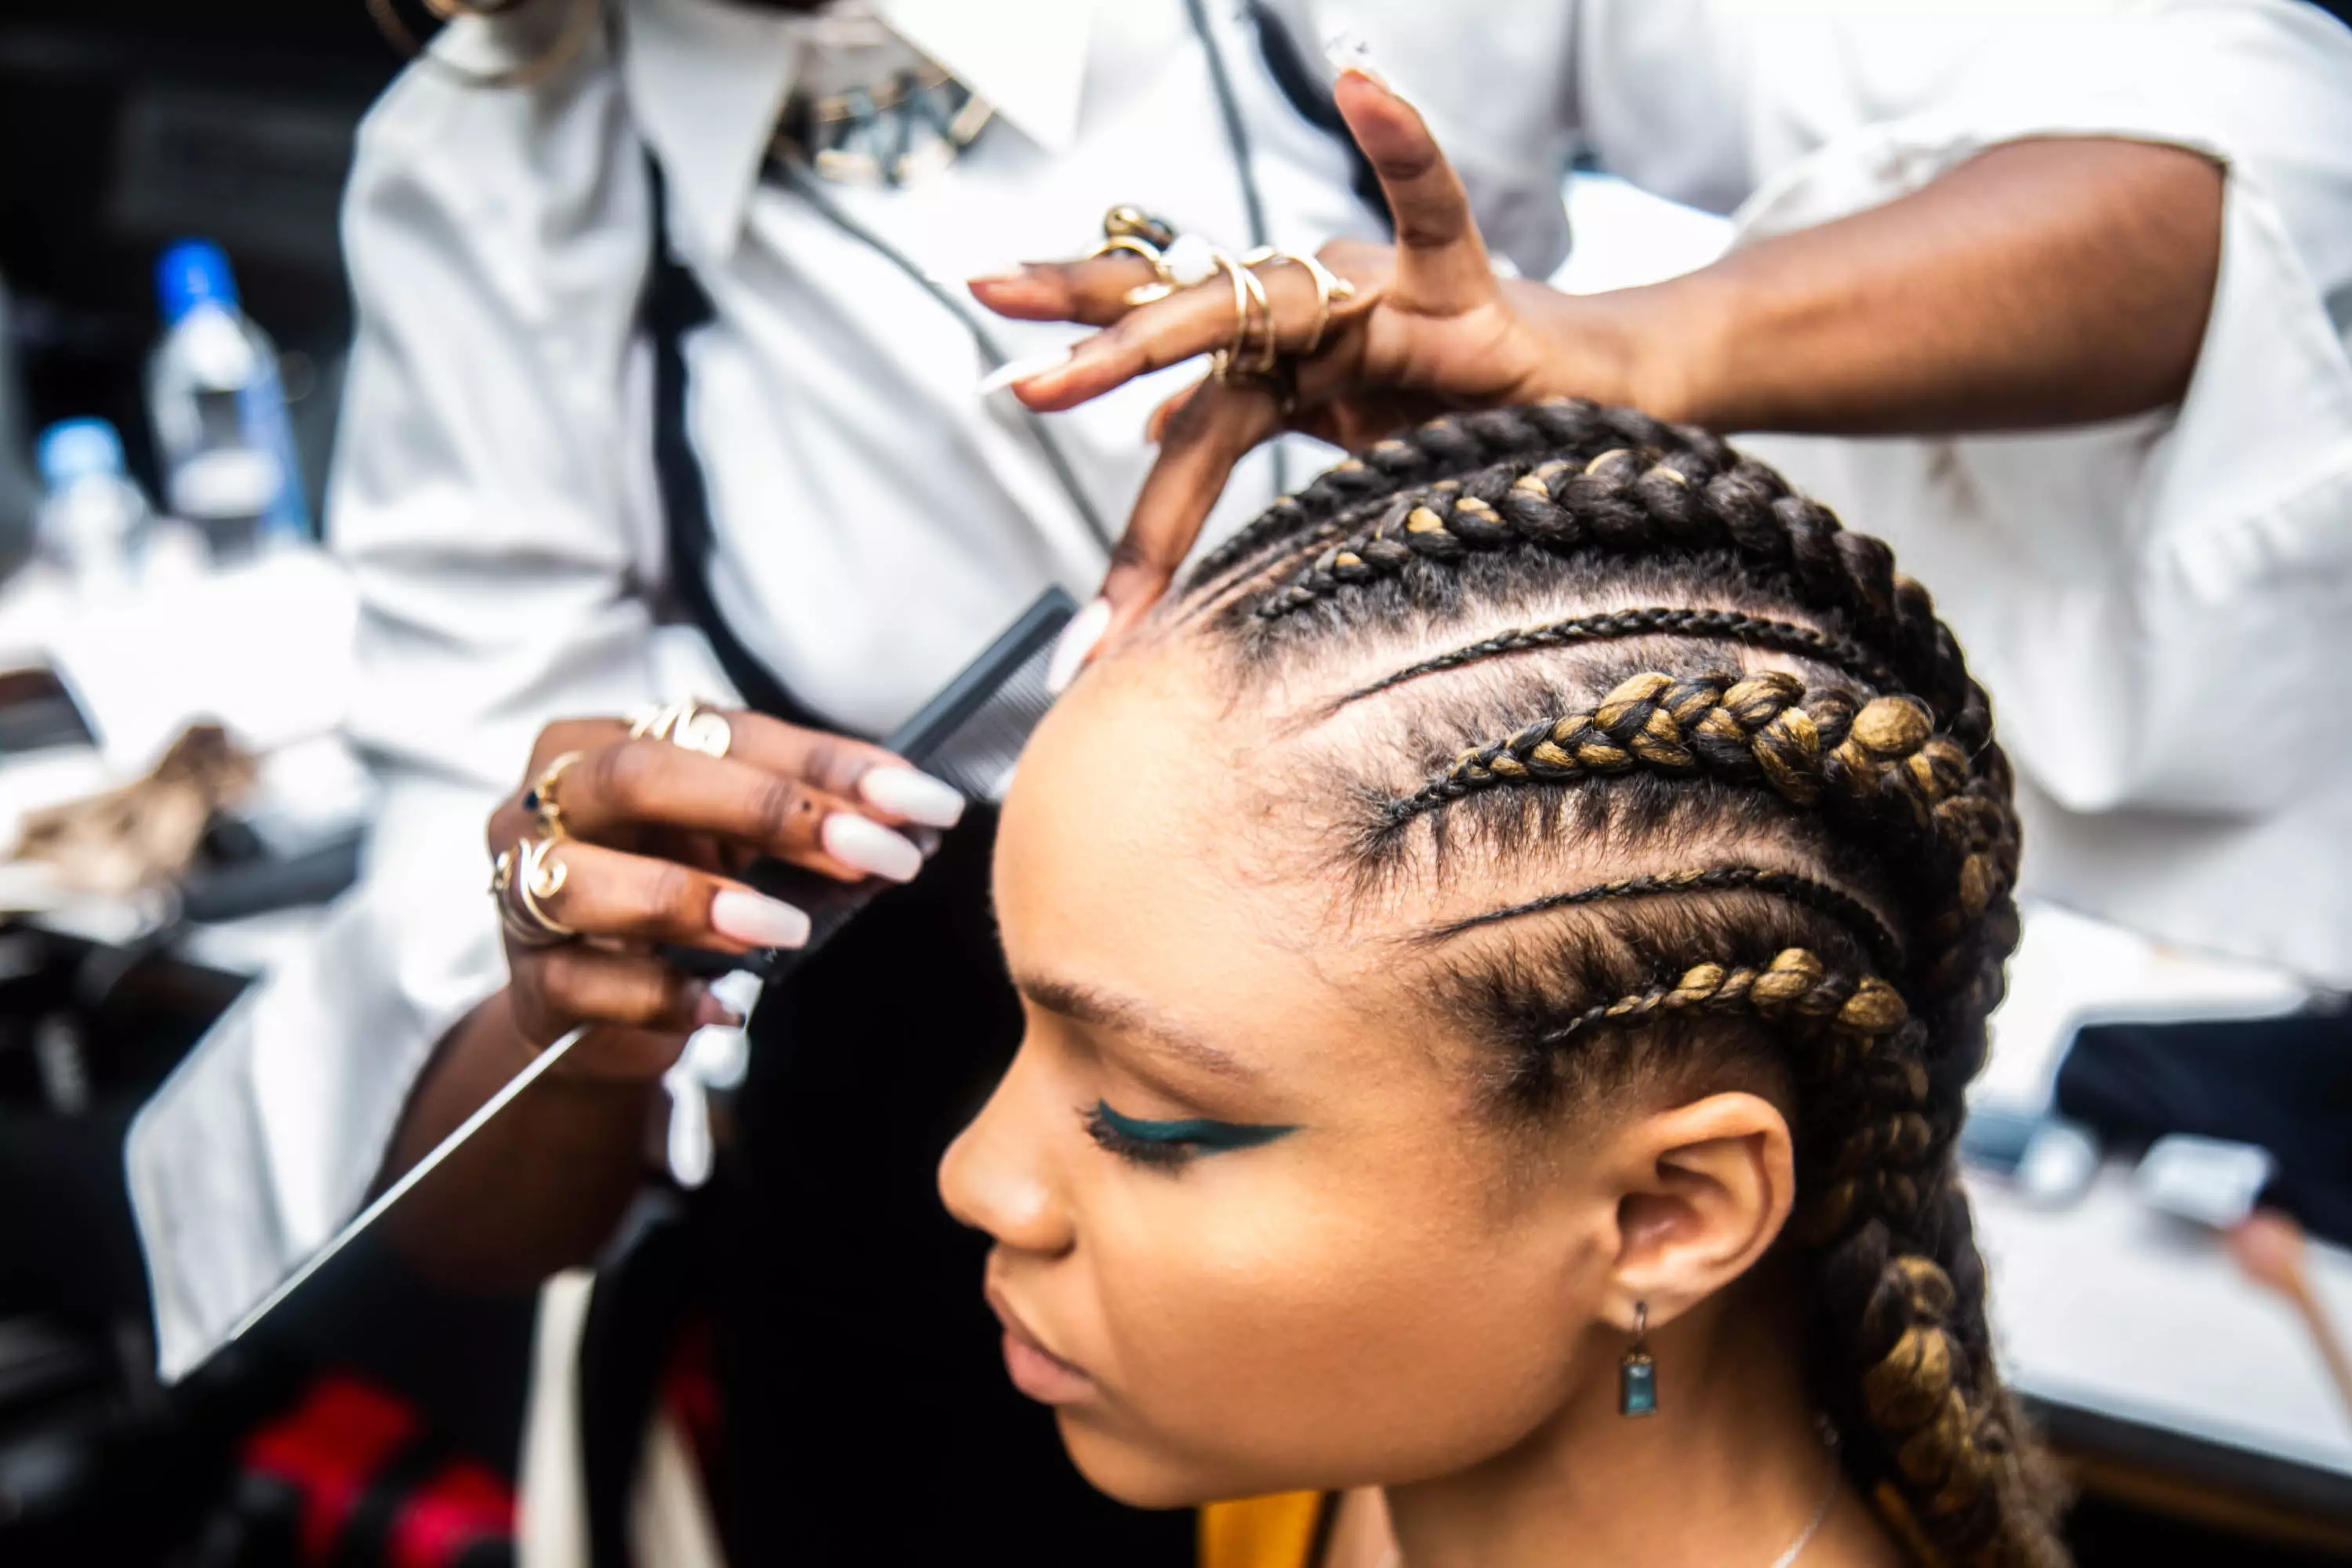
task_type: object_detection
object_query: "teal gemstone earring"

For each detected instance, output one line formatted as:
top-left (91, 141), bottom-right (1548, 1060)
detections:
top-left (1620, 1301), bottom-right (1657, 1417)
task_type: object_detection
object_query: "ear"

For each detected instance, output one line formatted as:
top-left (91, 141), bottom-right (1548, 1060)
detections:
top-left (1599, 1092), bottom-right (1795, 1331)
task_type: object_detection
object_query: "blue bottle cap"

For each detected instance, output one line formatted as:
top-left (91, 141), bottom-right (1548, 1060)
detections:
top-left (157, 239), bottom-right (240, 323)
top-left (36, 418), bottom-right (128, 488)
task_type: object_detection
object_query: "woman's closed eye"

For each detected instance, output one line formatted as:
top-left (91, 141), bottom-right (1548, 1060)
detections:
top-left (1082, 1099), bottom-right (1298, 1170)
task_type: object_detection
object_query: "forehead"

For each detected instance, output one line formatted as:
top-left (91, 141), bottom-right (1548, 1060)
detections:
top-left (994, 643), bottom-right (1425, 1069)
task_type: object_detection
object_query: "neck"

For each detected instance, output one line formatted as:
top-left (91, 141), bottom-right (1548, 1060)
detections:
top-left (1381, 1276), bottom-right (1903, 1568)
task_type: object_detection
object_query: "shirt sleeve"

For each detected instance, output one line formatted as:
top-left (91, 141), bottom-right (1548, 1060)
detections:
top-left (129, 9), bottom-right (705, 1378)
top-left (1578, 0), bottom-right (2352, 819)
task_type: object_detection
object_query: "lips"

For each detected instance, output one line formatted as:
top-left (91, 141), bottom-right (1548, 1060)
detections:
top-left (986, 1283), bottom-right (1095, 1405)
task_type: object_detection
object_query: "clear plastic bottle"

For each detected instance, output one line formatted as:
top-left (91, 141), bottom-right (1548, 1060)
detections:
top-left (145, 239), bottom-right (308, 559)
top-left (34, 418), bottom-right (148, 601)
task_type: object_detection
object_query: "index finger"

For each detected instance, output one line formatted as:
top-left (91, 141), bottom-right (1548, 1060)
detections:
top-left (1333, 69), bottom-right (1494, 311)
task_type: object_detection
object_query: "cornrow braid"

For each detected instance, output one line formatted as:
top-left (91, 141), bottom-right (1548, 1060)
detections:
top-left (1219, 415), bottom-right (1992, 756)
top-left (1338, 607), bottom-right (1904, 710)
top-left (1192, 401), bottom-right (1721, 593)
top-left (1381, 672), bottom-right (2017, 1022)
top-left (1417, 866), bottom-right (1907, 982)
top-left (1180, 406), bottom-right (2054, 1566)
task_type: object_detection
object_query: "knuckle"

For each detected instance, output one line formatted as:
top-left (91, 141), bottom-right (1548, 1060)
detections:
top-left (747, 775), bottom-right (814, 846)
top-left (642, 860), bottom-right (702, 929)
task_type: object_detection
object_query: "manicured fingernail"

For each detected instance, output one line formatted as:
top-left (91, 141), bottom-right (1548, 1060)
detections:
top-left (978, 347), bottom-right (1073, 395)
top-left (823, 813), bottom-right (924, 883)
top-left (967, 264), bottom-right (1035, 288)
top-left (859, 765), bottom-right (965, 827)
top-left (1323, 29), bottom-right (1388, 89)
top-left (711, 889), bottom-right (811, 949)
top-left (708, 968), bottom-right (767, 1022)
top-left (1046, 596), bottom-right (1112, 695)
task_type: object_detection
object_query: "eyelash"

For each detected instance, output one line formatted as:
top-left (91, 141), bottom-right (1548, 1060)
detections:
top-left (1083, 1102), bottom-right (1207, 1169)
top-left (1080, 1100), bottom-right (1297, 1171)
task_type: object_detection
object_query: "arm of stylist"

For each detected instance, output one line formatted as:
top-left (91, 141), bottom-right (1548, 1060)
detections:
top-left (382, 712), bottom-right (956, 1287)
top-left (973, 62), bottom-right (2223, 651)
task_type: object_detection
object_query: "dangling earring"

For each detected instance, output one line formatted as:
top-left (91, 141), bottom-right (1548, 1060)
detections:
top-left (1620, 1301), bottom-right (1657, 1417)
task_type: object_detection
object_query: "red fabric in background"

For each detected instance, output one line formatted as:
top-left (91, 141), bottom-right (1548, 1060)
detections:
top-left (245, 1375), bottom-right (417, 1564)
top-left (241, 1370), bottom-right (516, 1567)
top-left (390, 1460), bottom-right (515, 1568)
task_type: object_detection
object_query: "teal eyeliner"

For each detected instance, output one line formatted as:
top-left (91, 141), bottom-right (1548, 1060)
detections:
top-left (1088, 1100), bottom-right (1298, 1152)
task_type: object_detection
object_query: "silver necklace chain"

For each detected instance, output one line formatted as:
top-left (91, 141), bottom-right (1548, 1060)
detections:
top-left (1374, 1425), bottom-right (1842, 1568)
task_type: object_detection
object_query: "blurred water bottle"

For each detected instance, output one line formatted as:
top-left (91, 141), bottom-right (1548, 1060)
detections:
top-left (147, 239), bottom-right (308, 557)
top-left (34, 419), bottom-right (147, 600)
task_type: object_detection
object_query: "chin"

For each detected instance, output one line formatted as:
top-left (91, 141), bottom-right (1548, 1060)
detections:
top-left (1054, 1409), bottom-right (1254, 1511)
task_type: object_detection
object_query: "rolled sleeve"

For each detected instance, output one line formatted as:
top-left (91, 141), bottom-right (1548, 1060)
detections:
top-left (1591, 0), bottom-right (2352, 817)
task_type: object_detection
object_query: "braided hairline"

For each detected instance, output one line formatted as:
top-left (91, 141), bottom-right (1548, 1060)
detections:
top-left (1190, 401), bottom-right (1716, 591)
top-left (1234, 430), bottom-right (1994, 757)
top-left (1417, 866), bottom-right (1907, 979)
top-left (1334, 607), bottom-right (1905, 710)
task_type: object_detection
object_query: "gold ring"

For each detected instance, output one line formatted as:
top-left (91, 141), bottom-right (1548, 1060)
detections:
top-left (630, 698), bottom-right (732, 759)
top-left (1240, 246), bottom-right (1357, 357)
top-left (495, 837), bottom-right (578, 947)
top-left (1210, 253), bottom-right (1274, 379)
top-left (506, 832), bottom-right (574, 945)
top-left (1090, 205), bottom-right (1180, 306)
top-left (524, 750), bottom-right (585, 840)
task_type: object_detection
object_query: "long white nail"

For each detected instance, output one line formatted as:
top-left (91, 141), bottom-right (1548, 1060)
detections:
top-left (708, 968), bottom-right (768, 1025)
top-left (1046, 596), bottom-right (1112, 695)
top-left (858, 765), bottom-right (965, 828)
top-left (710, 889), bottom-right (811, 949)
top-left (978, 347), bottom-right (1073, 395)
top-left (823, 813), bottom-right (924, 883)
top-left (1323, 28), bottom-right (1388, 88)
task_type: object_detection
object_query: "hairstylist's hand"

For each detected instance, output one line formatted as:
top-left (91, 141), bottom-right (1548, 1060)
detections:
top-left (969, 67), bottom-right (1674, 656)
top-left (485, 712), bottom-right (965, 1081)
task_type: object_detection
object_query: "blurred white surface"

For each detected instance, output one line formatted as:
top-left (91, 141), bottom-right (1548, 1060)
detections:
top-left (1973, 902), bottom-right (2349, 1479)
top-left (1974, 1163), bottom-right (2352, 1476)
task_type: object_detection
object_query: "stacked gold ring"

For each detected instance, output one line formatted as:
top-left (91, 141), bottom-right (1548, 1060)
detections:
top-left (491, 836), bottom-right (578, 947)
top-left (630, 697), bottom-right (733, 758)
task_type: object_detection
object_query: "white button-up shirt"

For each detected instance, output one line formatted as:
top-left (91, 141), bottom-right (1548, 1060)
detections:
top-left (132, 0), bottom-right (2352, 1381)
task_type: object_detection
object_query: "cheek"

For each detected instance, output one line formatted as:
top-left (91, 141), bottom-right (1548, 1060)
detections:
top-left (1063, 1133), bottom-right (1614, 1502)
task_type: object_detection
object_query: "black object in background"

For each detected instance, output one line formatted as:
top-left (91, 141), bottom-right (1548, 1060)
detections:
top-left (2056, 1009), bottom-right (2352, 1246)
top-left (713, 812), bottom-right (1190, 1564)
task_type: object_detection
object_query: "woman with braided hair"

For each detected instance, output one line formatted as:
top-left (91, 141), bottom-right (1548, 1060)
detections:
top-left (940, 404), bottom-right (2064, 1567)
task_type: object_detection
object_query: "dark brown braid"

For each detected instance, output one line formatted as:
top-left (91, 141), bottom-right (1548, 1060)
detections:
top-left (1172, 407), bottom-right (2060, 1566)
top-left (1420, 869), bottom-right (1907, 982)
top-left (1338, 608), bottom-right (1904, 710)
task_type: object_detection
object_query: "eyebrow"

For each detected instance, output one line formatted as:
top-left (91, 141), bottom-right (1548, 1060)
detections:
top-left (1014, 972), bottom-right (1260, 1084)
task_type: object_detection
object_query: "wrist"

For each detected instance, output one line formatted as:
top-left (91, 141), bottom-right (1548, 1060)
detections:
top-left (1608, 270), bottom-right (1736, 430)
top-left (1515, 273), bottom-right (1728, 429)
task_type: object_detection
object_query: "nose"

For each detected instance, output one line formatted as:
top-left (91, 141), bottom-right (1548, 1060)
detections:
top-left (938, 1040), bottom-right (1076, 1258)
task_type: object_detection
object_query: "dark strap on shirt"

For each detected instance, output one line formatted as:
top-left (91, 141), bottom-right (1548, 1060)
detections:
top-left (641, 158), bottom-right (843, 735)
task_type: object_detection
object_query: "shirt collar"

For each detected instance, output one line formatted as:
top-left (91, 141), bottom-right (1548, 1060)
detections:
top-left (623, 0), bottom-right (1094, 265)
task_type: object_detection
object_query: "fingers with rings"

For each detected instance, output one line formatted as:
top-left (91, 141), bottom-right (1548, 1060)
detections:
top-left (985, 247), bottom-right (1370, 414)
top-left (626, 702), bottom-right (965, 837)
top-left (548, 739), bottom-right (924, 882)
top-left (498, 835), bottom-right (813, 953)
